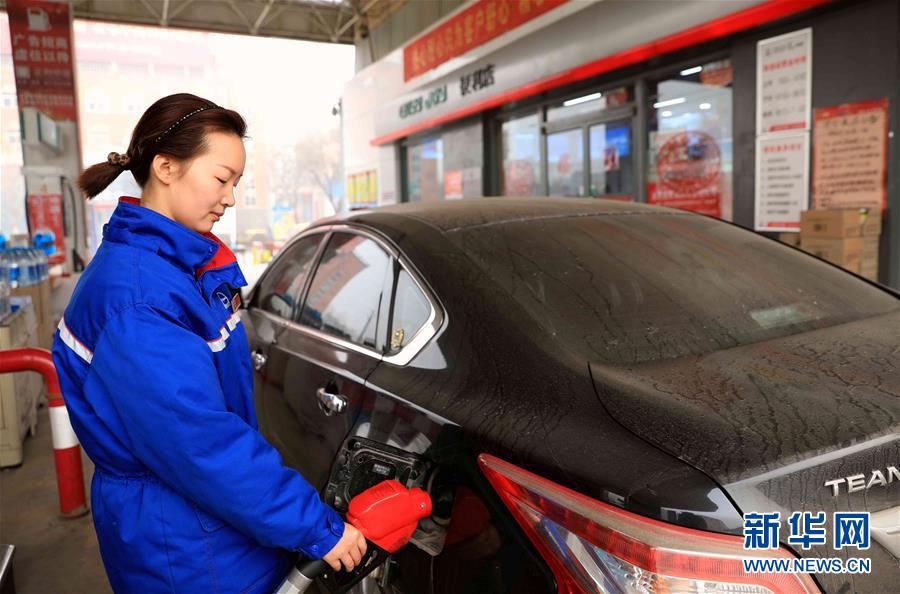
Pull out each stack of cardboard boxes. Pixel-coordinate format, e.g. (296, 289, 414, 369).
(798, 208, 881, 281)
(9, 276, 53, 350)
(0, 299, 42, 467)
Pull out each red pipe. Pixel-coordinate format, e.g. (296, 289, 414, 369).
(0, 347, 61, 396)
(0, 348, 88, 518)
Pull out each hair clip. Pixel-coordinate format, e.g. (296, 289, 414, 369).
(107, 152, 130, 169)
(155, 105, 220, 143)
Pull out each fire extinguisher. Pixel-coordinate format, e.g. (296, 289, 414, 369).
(275, 480, 432, 594)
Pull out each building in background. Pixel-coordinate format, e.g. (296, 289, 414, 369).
(340, 0, 899, 288)
(0, 20, 26, 237)
(1, 13, 354, 256)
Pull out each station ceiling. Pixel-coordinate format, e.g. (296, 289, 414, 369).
(0, 0, 405, 44)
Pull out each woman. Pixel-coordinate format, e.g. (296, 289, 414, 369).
(51, 93, 365, 593)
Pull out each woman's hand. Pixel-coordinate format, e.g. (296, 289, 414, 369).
(322, 523, 367, 572)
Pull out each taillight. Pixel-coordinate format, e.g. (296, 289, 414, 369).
(479, 454, 820, 594)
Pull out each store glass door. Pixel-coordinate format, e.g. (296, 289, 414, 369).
(589, 120, 633, 198)
(543, 87, 635, 200)
(547, 128, 584, 196)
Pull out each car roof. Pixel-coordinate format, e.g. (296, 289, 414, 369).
(315, 197, 673, 234)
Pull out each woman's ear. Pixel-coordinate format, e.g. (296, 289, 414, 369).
(151, 154, 180, 185)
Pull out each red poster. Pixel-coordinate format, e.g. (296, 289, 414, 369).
(27, 193, 66, 264)
(7, 0, 77, 121)
(648, 131, 722, 218)
(503, 159, 536, 196)
(444, 170, 463, 200)
(404, 0, 569, 82)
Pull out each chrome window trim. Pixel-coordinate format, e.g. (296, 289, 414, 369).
(252, 309, 373, 382)
(250, 223, 445, 367)
(256, 308, 384, 360)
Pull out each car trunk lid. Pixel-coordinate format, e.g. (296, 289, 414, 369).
(590, 311, 900, 592)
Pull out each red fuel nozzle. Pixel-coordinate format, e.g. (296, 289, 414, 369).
(275, 480, 433, 594)
(347, 480, 432, 553)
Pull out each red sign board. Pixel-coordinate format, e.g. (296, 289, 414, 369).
(27, 193, 66, 264)
(404, 0, 568, 82)
(7, 0, 77, 121)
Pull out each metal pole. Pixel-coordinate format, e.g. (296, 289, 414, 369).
(0, 347, 88, 518)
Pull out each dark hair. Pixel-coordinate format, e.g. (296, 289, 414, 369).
(77, 93, 247, 199)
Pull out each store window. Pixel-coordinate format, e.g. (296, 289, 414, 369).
(501, 113, 541, 196)
(4, 126, 20, 145)
(647, 59, 733, 220)
(406, 137, 443, 202)
(442, 123, 483, 200)
(124, 93, 143, 114)
(547, 129, 584, 196)
(86, 92, 107, 114)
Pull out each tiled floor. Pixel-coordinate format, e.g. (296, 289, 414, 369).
(0, 407, 111, 594)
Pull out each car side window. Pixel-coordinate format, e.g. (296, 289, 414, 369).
(388, 266, 431, 351)
(298, 232, 391, 350)
(253, 234, 323, 319)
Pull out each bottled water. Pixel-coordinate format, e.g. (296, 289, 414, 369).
(6, 251, 20, 290)
(0, 246, 50, 294)
(0, 254, 9, 318)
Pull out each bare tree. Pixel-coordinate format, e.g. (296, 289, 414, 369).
(267, 145, 304, 216)
(294, 127, 342, 213)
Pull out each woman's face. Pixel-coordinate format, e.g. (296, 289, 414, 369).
(167, 131, 246, 235)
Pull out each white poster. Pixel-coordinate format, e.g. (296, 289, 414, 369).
(755, 133, 809, 232)
(757, 28, 812, 135)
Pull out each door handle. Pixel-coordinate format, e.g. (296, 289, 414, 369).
(316, 387, 347, 416)
(251, 349, 267, 371)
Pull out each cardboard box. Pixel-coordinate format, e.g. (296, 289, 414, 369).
(860, 236, 880, 281)
(778, 233, 801, 247)
(801, 237, 863, 271)
(800, 208, 882, 238)
(10, 279, 53, 349)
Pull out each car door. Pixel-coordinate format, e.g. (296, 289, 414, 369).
(350, 257, 555, 594)
(254, 227, 394, 491)
(245, 232, 327, 462)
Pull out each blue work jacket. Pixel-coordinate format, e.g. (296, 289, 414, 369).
(52, 198, 343, 593)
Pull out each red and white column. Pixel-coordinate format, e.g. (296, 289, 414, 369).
(47, 394, 88, 517)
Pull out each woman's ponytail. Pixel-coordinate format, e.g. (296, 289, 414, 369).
(76, 154, 129, 199)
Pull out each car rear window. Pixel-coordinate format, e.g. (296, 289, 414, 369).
(389, 267, 431, 351)
(452, 214, 898, 365)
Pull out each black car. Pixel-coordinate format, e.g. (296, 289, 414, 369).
(243, 198, 899, 594)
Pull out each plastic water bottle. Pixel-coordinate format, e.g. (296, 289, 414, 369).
(20, 249, 34, 287)
(0, 255, 9, 318)
(34, 248, 48, 281)
(22, 249, 35, 287)
(6, 251, 21, 290)
(29, 249, 41, 284)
